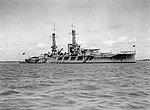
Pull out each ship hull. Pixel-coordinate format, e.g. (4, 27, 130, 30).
(46, 53, 135, 63)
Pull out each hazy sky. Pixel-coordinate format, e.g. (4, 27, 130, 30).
(0, 0, 150, 60)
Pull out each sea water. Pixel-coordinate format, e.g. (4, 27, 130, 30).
(0, 61, 150, 110)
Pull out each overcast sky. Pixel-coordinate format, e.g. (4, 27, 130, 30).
(0, 0, 150, 60)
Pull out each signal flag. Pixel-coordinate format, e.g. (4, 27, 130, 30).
(22, 53, 25, 55)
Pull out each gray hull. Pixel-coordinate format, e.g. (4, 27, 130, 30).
(46, 53, 135, 63)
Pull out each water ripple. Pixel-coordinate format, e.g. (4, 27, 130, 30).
(0, 62, 150, 110)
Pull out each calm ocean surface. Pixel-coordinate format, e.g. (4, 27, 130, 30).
(0, 61, 150, 110)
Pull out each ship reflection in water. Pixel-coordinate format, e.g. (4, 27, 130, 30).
(25, 25, 136, 63)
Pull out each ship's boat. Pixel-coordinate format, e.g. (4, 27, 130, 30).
(25, 55, 47, 63)
(25, 26, 136, 63)
(25, 56, 39, 63)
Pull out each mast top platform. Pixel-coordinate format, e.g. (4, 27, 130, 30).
(52, 24, 56, 33)
(69, 23, 75, 31)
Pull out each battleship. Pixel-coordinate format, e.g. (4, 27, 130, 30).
(25, 26, 136, 63)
